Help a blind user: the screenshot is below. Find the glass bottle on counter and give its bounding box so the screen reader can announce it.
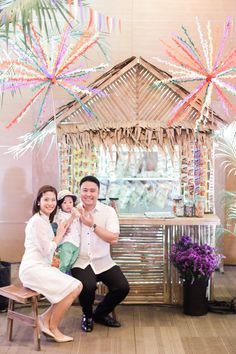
[173,197,184,217]
[109,197,119,214]
[184,199,194,217]
[195,196,205,217]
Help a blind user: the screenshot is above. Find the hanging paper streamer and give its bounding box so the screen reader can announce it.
[193,142,201,196]
[180,154,194,200]
[193,141,208,198]
[60,146,97,194]
[0,17,108,131]
[153,17,236,130]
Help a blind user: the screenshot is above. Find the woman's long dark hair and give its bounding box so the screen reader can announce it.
[32,185,58,223]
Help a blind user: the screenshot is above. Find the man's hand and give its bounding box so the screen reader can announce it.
[71,207,80,219]
[78,206,94,227]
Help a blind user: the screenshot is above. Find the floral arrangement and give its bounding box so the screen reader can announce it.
[170,236,223,282]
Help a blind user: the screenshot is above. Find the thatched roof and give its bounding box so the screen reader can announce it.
[53,56,224,152]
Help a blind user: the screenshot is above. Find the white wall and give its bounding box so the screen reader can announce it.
[1,0,234,261]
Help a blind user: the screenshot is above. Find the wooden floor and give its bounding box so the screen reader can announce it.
[1,266,236,354]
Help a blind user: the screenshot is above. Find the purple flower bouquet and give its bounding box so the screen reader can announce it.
[170,236,223,282]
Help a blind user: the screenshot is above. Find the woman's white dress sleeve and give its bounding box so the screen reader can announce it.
[31,216,57,263]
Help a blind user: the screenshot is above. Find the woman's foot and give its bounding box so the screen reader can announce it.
[38,316,55,338]
[50,327,73,342]
[54,335,74,343]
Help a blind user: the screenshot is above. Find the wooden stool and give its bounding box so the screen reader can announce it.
[0,284,41,351]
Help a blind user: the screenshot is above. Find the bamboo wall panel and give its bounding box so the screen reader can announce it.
[113,222,217,305]
[112,225,165,304]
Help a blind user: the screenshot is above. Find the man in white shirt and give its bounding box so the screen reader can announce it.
[71,176,129,332]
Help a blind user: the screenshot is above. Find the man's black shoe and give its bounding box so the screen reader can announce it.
[81,315,93,332]
[93,314,121,327]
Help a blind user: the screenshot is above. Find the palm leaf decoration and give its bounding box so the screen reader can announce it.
[228,206,236,221]
[216,191,236,238]
[215,123,236,237]
[0,0,87,42]
[222,191,236,221]
[215,121,236,176]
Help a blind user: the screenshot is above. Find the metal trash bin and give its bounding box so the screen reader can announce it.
[0,262,11,312]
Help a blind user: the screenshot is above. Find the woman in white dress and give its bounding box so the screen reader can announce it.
[19,185,83,343]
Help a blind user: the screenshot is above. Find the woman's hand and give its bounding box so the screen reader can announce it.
[54,220,69,244]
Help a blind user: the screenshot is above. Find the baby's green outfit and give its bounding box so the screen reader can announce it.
[54,210,80,273]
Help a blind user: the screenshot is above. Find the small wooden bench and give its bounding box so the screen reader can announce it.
[0,284,41,351]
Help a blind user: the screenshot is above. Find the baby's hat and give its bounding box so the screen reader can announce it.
[57,189,77,203]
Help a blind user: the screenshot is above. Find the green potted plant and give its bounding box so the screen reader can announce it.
[170,235,223,316]
[215,121,236,264]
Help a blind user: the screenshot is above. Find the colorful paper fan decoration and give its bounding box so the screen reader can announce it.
[0,14,108,131]
[153,17,236,130]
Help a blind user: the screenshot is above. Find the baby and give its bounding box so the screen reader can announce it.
[54,190,80,273]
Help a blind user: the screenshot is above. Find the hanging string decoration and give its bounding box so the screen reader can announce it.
[74,1,122,33]
[0,17,108,130]
[153,17,236,130]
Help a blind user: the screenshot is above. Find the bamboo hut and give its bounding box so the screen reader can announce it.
[55,56,223,209]
[53,56,223,304]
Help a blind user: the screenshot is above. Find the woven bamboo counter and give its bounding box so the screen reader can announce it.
[112,214,220,305]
